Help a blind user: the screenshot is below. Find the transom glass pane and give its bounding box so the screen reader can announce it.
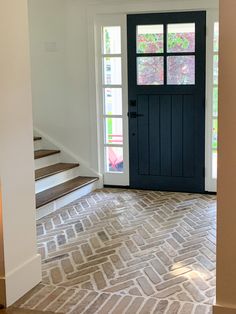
[105,147,124,173]
[167,23,195,53]
[104,88,122,115]
[137,57,164,85]
[103,26,121,54]
[103,57,122,85]
[137,25,164,53]
[167,56,195,85]
[105,118,123,145]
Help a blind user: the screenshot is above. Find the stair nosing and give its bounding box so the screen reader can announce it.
[34,149,61,160]
[36,177,98,208]
[35,163,80,181]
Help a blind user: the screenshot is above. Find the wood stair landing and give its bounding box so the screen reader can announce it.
[34,149,60,159]
[36,176,98,208]
[35,163,80,181]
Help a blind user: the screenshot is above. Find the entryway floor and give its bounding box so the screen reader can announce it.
[13,189,216,313]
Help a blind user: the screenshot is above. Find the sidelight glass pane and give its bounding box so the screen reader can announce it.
[103,57,122,85]
[106,147,124,172]
[213,86,218,117]
[105,118,123,144]
[167,23,195,53]
[212,150,217,179]
[137,25,164,53]
[104,88,122,115]
[212,118,218,150]
[214,22,219,52]
[103,26,121,54]
[213,55,219,85]
[167,56,195,85]
[137,57,164,85]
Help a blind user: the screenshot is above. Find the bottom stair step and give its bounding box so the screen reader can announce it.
[36,176,98,208]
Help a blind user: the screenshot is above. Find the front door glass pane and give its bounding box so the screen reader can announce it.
[167,23,195,53]
[167,56,195,85]
[137,25,164,53]
[137,57,164,85]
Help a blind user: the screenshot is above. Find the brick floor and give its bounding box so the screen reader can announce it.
[13,189,216,313]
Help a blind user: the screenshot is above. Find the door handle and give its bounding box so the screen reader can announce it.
[127,112,144,118]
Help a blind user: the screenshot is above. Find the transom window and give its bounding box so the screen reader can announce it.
[136,23,196,85]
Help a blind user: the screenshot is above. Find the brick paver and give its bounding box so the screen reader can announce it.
[14,188,215,313]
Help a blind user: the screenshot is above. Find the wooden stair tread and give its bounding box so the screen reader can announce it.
[36,176,98,208]
[33,136,42,141]
[34,149,60,159]
[35,163,80,181]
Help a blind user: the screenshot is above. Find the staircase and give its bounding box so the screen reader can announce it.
[34,136,98,219]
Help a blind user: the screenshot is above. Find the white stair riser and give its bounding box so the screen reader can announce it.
[34,140,42,151]
[35,154,60,170]
[35,167,80,193]
[36,181,97,220]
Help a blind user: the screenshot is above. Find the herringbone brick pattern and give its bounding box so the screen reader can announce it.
[14,189,216,313]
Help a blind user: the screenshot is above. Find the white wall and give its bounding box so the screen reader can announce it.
[28,0,68,150]
[29,0,93,171]
[0,0,41,306]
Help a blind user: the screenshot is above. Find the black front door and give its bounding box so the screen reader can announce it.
[127,11,206,192]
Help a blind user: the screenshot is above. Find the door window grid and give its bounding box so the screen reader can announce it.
[102,26,124,173]
[212,22,219,179]
[136,23,196,86]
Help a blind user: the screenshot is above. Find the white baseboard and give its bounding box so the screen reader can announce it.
[36,181,98,220]
[0,254,41,307]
